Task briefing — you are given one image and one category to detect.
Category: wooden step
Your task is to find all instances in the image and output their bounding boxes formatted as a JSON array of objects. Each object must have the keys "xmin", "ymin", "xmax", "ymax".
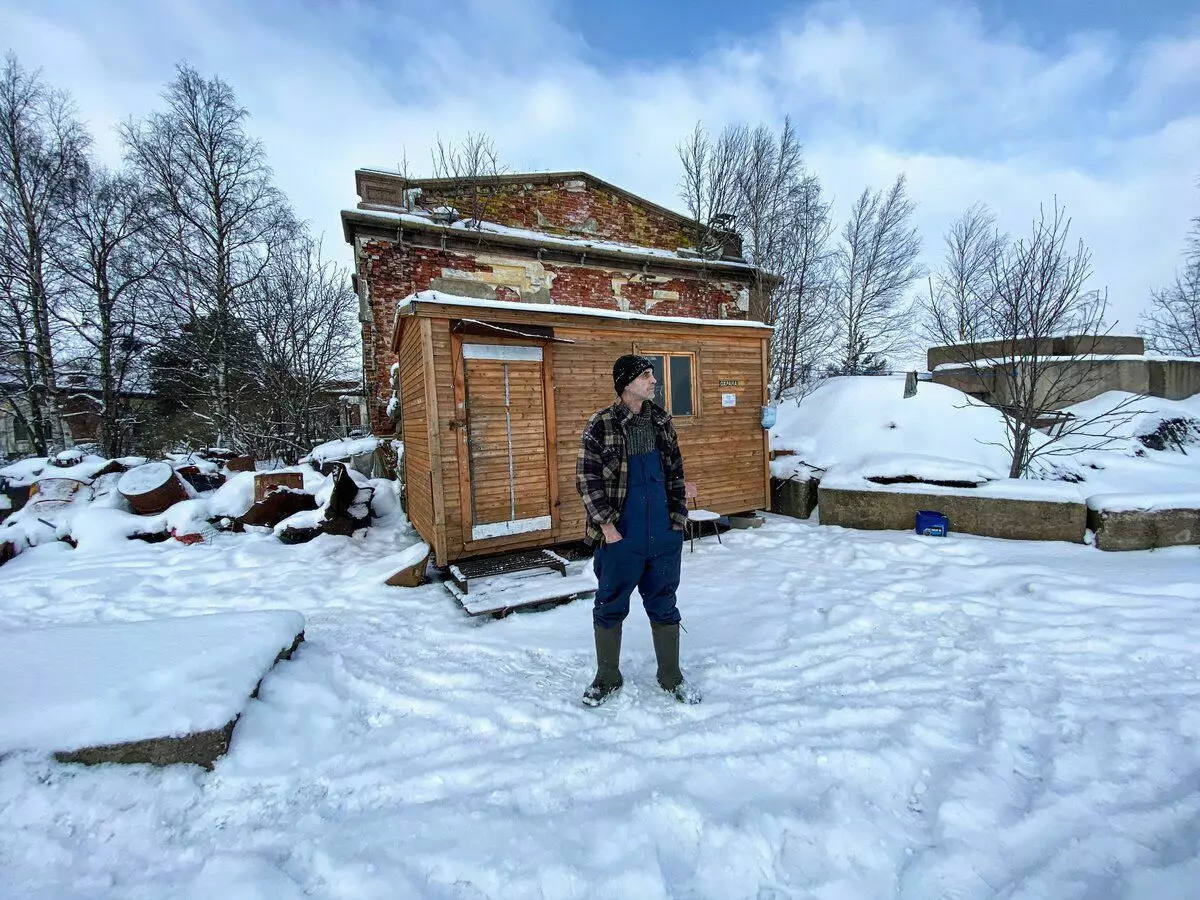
[
  {"xmin": 445, "ymin": 565, "xmax": 597, "ymax": 618},
  {"xmin": 448, "ymin": 548, "xmax": 568, "ymax": 596}
]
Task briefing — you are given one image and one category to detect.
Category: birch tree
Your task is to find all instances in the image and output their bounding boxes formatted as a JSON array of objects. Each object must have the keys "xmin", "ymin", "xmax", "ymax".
[
  {"xmin": 1141, "ymin": 203, "xmax": 1200, "ymax": 356},
  {"xmin": 677, "ymin": 119, "xmax": 835, "ymax": 396},
  {"xmin": 830, "ymin": 175, "xmax": 923, "ymax": 375},
  {"xmin": 52, "ymin": 167, "xmax": 163, "ymax": 457},
  {"xmin": 242, "ymin": 234, "xmax": 360, "ymax": 461},
  {"xmin": 121, "ymin": 64, "xmax": 294, "ymax": 448},
  {"xmin": 929, "ymin": 202, "xmax": 1002, "ymax": 342},
  {"xmin": 0, "ymin": 53, "xmax": 90, "ymax": 453}
]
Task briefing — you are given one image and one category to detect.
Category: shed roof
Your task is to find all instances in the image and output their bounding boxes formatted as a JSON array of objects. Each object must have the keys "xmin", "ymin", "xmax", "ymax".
[{"xmin": 391, "ymin": 290, "xmax": 772, "ymax": 352}]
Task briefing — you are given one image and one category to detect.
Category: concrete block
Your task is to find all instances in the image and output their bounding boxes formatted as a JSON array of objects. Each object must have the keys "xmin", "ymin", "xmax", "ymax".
[
  {"xmin": 819, "ymin": 486, "xmax": 1086, "ymax": 543},
  {"xmin": 1088, "ymin": 506, "xmax": 1200, "ymax": 551},
  {"xmin": 771, "ymin": 476, "xmax": 819, "ymax": 520}
]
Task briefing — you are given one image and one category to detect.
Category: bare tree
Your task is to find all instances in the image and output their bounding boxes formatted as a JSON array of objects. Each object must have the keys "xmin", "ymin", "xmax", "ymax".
[
  {"xmin": 0, "ymin": 53, "xmax": 90, "ymax": 454},
  {"xmin": 734, "ymin": 120, "xmax": 806, "ymax": 320},
  {"xmin": 1141, "ymin": 205, "xmax": 1200, "ymax": 356},
  {"xmin": 928, "ymin": 202, "xmax": 1002, "ymax": 342},
  {"xmin": 830, "ymin": 175, "xmax": 924, "ymax": 375},
  {"xmin": 121, "ymin": 63, "xmax": 295, "ymax": 448},
  {"xmin": 677, "ymin": 121, "xmax": 747, "ymax": 259},
  {"xmin": 427, "ymin": 132, "xmax": 505, "ymax": 228},
  {"xmin": 925, "ymin": 201, "xmax": 1138, "ymax": 477},
  {"xmin": 771, "ymin": 173, "xmax": 836, "ymax": 398},
  {"xmin": 677, "ymin": 119, "xmax": 835, "ymax": 396},
  {"xmin": 242, "ymin": 233, "xmax": 360, "ymax": 461},
  {"xmin": 51, "ymin": 167, "xmax": 163, "ymax": 457}
]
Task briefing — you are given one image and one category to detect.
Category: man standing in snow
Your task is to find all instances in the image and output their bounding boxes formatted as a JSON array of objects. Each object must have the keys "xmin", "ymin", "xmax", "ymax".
[{"xmin": 575, "ymin": 354, "xmax": 701, "ymax": 707}]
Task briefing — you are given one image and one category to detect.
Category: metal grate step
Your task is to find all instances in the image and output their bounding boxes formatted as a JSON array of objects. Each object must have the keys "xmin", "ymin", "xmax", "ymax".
[{"xmin": 449, "ymin": 549, "xmax": 567, "ymax": 595}]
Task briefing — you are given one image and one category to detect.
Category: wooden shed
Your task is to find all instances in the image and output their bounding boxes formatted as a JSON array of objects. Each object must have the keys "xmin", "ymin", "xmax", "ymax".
[{"xmin": 392, "ymin": 291, "xmax": 773, "ymax": 566}]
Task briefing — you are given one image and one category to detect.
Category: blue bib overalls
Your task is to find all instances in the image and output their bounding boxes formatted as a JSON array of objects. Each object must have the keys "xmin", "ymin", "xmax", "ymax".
[{"xmin": 592, "ymin": 448, "xmax": 684, "ymax": 629}]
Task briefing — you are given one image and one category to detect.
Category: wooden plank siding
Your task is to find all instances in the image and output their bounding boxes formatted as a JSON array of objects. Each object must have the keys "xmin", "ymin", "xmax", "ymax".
[
  {"xmin": 396, "ymin": 300, "xmax": 771, "ymax": 565},
  {"xmin": 398, "ymin": 319, "xmax": 434, "ymax": 545}
]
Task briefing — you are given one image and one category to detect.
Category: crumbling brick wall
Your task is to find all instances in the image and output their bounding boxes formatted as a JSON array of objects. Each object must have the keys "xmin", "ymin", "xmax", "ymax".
[
  {"xmin": 359, "ymin": 172, "xmax": 701, "ymax": 253},
  {"xmin": 358, "ymin": 238, "xmax": 752, "ymax": 434}
]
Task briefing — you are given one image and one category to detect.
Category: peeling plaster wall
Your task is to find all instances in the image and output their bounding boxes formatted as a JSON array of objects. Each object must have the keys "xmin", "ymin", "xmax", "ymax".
[{"xmin": 356, "ymin": 236, "xmax": 754, "ymax": 433}]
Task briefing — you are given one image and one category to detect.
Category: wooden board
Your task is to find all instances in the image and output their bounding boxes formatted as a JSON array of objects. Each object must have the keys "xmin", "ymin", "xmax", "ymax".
[{"xmin": 446, "ymin": 566, "xmax": 597, "ymax": 617}]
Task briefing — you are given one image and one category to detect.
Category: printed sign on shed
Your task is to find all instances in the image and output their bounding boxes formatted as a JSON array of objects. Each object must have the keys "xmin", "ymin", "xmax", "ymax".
[{"xmin": 722, "ymin": 393, "xmax": 737, "ymax": 408}]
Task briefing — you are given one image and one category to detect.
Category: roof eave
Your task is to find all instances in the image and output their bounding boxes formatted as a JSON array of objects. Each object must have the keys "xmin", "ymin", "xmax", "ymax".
[{"xmin": 341, "ymin": 208, "xmax": 760, "ymax": 280}]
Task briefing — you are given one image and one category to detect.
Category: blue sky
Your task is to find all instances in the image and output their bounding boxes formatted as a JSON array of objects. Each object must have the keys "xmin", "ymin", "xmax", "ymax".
[
  {"xmin": 565, "ymin": 0, "xmax": 1188, "ymax": 63},
  {"xmin": 2, "ymin": 0, "xmax": 1197, "ymax": 338}
]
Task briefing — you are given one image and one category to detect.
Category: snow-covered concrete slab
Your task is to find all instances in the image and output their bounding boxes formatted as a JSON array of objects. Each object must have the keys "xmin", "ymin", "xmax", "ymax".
[
  {"xmin": 0, "ymin": 611, "xmax": 304, "ymax": 767},
  {"xmin": 821, "ymin": 472, "xmax": 1085, "ymax": 503}
]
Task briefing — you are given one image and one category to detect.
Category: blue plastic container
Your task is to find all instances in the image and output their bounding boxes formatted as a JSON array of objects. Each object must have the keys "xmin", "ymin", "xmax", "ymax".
[{"xmin": 915, "ymin": 510, "xmax": 948, "ymax": 536}]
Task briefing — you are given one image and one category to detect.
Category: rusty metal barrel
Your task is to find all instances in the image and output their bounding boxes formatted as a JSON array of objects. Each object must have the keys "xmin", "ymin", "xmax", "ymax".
[{"xmin": 118, "ymin": 462, "xmax": 188, "ymax": 515}]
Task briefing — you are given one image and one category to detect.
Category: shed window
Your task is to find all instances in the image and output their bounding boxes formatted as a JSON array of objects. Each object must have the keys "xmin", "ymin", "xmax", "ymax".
[{"xmin": 644, "ymin": 352, "xmax": 696, "ymax": 418}]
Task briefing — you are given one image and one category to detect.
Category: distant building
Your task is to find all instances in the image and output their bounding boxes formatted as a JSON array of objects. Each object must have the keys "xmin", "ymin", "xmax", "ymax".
[
  {"xmin": 928, "ymin": 335, "xmax": 1200, "ymax": 413},
  {"xmin": 0, "ymin": 377, "xmax": 155, "ymax": 458}
]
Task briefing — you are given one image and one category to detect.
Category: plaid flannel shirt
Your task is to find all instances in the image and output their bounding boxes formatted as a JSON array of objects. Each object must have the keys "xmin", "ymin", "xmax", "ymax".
[{"xmin": 576, "ymin": 400, "xmax": 687, "ymax": 547}]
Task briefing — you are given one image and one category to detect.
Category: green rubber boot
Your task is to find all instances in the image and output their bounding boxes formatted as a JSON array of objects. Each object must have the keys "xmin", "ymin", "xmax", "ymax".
[
  {"xmin": 652, "ymin": 622, "xmax": 702, "ymax": 704},
  {"xmin": 582, "ymin": 623, "xmax": 624, "ymax": 707}
]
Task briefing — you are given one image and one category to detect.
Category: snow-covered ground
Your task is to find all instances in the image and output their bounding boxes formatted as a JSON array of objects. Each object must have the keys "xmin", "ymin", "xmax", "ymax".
[{"xmin": 3, "ymin": 514, "xmax": 1200, "ymax": 898}]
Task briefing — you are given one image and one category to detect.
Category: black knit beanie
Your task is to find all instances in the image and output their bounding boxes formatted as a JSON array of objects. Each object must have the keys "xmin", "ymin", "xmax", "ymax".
[{"xmin": 613, "ymin": 354, "xmax": 655, "ymax": 395}]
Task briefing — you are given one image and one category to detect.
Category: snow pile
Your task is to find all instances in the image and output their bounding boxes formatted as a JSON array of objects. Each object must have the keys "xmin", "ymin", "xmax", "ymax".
[
  {"xmin": 0, "ymin": 453, "xmax": 122, "ymax": 488},
  {"xmin": 1056, "ymin": 391, "xmax": 1200, "ymax": 456},
  {"xmin": 1086, "ymin": 491, "xmax": 1200, "ymax": 512},
  {"xmin": 0, "ymin": 611, "xmax": 304, "ymax": 754},
  {"xmin": 822, "ymin": 453, "xmax": 1000, "ymax": 486},
  {"xmin": 1053, "ymin": 392, "xmax": 1200, "ymax": 502},
  {"xmin": 303, "ymin": 436, "xmax": 381, "ymax": 465},
  {"xmin": 207, "ymin": 471, "xmax": 259, "ymax": 519},
  {"xmin": 770, "ymin": 376, "xmax": 1021, "ymax": 481},
  {"xmin": 70, "ymin": 507, "xmax": 165, "ymax": 552}
]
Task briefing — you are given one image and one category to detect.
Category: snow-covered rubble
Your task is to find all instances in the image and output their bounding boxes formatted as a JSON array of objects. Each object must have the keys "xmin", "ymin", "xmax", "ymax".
[
  {"xmin": 302, "ymin": 436, "xmax": 381, "ymax": 466},
  {"xmin": 0, "ymin": 448, "xmax": 400, "ymax": 563}
]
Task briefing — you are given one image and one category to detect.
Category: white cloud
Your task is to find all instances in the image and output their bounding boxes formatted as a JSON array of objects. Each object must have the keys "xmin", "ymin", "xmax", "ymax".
[{"xmin": 1, "ymin": 0, "xmax": 1196, "ymax": 350}]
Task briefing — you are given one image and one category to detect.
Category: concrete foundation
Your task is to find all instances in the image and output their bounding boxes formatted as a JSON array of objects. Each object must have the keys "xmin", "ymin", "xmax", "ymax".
[
  {"xmin": 51, "ymin": 632, "xmax": 304, "ymax": 770},
  {"xmin": 1087, "ymin": 507, "xmax": 1200, "ymax": 551},
  {"xmin": 771, "ymin": 476, "xmax": 819, "ymax": 520},
  {"xmin": 819, "ymin": 486, "xmax": 1087, "ymax": 543}
]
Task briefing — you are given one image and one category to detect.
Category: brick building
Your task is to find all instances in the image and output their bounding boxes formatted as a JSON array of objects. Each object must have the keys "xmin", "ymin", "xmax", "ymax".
[{"xmin": 341, "ymin": 170, "xmax": 765, "ymax": 435}]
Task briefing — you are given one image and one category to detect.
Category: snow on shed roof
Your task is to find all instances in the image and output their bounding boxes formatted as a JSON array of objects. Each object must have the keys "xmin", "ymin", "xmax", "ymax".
[{"xmin": 395, "ymin": 290, "xmax": 774, "ymax": 337}]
